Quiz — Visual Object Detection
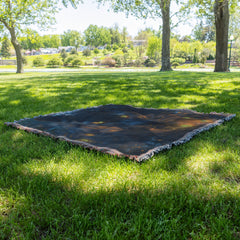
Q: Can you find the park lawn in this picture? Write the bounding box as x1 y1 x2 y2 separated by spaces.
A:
0 71 239 239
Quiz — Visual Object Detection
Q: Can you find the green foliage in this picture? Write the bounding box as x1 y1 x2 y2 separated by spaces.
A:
22 56 28 65
103 49 108 55
0 1 60 32
0 37 11 59
146 36 161 63
109 24 121 45
71 57 83 67
135 28 154 42
112 55 123 67
82 49 91 57
64 55 76 66
61 30 83 49
114 49 124 55
64 55 83 67
229 5 240 41
70 48 78 55
0 72 240 239
193 21 215 42
193 49 199 64
123 53 131 66
84 25 111 47
94 58 101 66
121 27 128 44
93 48 100 54
170 58 186 65
133 58 144 67
19 29 42 51
171 39 216 62
122 47 128 53
144 58 156 67
40 34 61 48
112 43 119 51
60 49 68 60
106 44 112 51
171 62 180 68
47 57 63 68
33 56 45 67
102 57 116 67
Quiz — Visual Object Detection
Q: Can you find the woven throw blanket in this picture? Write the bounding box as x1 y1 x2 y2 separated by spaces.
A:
5 104 235 162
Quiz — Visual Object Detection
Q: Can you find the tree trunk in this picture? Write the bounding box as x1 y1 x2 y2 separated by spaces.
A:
9 27 24 73
214 0 229 72
160 0 172 71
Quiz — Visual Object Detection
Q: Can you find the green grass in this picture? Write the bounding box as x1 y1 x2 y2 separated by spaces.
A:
0 71 239 239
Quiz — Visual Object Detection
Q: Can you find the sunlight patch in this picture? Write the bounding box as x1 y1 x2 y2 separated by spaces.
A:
5 104 235 162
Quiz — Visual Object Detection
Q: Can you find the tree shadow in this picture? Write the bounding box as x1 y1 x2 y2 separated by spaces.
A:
1 145 240 239
0 71 240 239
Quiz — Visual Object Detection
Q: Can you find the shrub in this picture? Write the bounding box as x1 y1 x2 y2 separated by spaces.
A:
144 58 156 67
94 48 99 54
82 49 91 57
70 48 78 55
114 49 124 55
171 62 180 68
123 53 130 67
47 57 62 68
102 57 116 67
133 58 143 67
106 45 112 51
33 56 45 67
170 58 185 65
64 56 75 66
129 43 134 50
200 56 207 64
122 47 128 53
112 55 123 67
112 44 119 51
60 49 68 60
103 49 108 55
71 57 83 67
22 56 28 65
64 56 83 67
94 58 101 66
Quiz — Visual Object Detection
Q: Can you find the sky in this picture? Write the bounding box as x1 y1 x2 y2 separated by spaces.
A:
40 1 195 37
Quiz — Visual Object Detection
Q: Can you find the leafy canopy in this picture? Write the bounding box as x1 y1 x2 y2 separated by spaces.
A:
0 0 60 31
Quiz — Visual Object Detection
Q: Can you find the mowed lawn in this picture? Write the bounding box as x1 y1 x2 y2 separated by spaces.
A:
0 71 239 239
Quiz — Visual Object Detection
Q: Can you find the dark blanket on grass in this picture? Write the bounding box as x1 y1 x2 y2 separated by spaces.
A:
5 104 235 162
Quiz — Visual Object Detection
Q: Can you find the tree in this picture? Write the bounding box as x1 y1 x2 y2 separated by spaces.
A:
146 36 162 63
1 36 11 59
84 25 111 47
109 24 121 45
20 29 42 51
121 27 129 44
0 0 82 73
41 34 61 48
229 5 240 40
214 0 229 71
61 30 83 49
96 0 177 71
188 0 239 72
159 0 172 71
134 28 154 44
193 21 215 42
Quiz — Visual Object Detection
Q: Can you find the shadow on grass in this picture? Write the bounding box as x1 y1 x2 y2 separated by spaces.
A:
0 71 240 239
1 139 240 239
1 71 239 170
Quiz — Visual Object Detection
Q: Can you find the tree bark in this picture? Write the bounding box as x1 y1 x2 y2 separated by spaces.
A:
9 27 24 73
214 0 229 72
160 0 172 71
